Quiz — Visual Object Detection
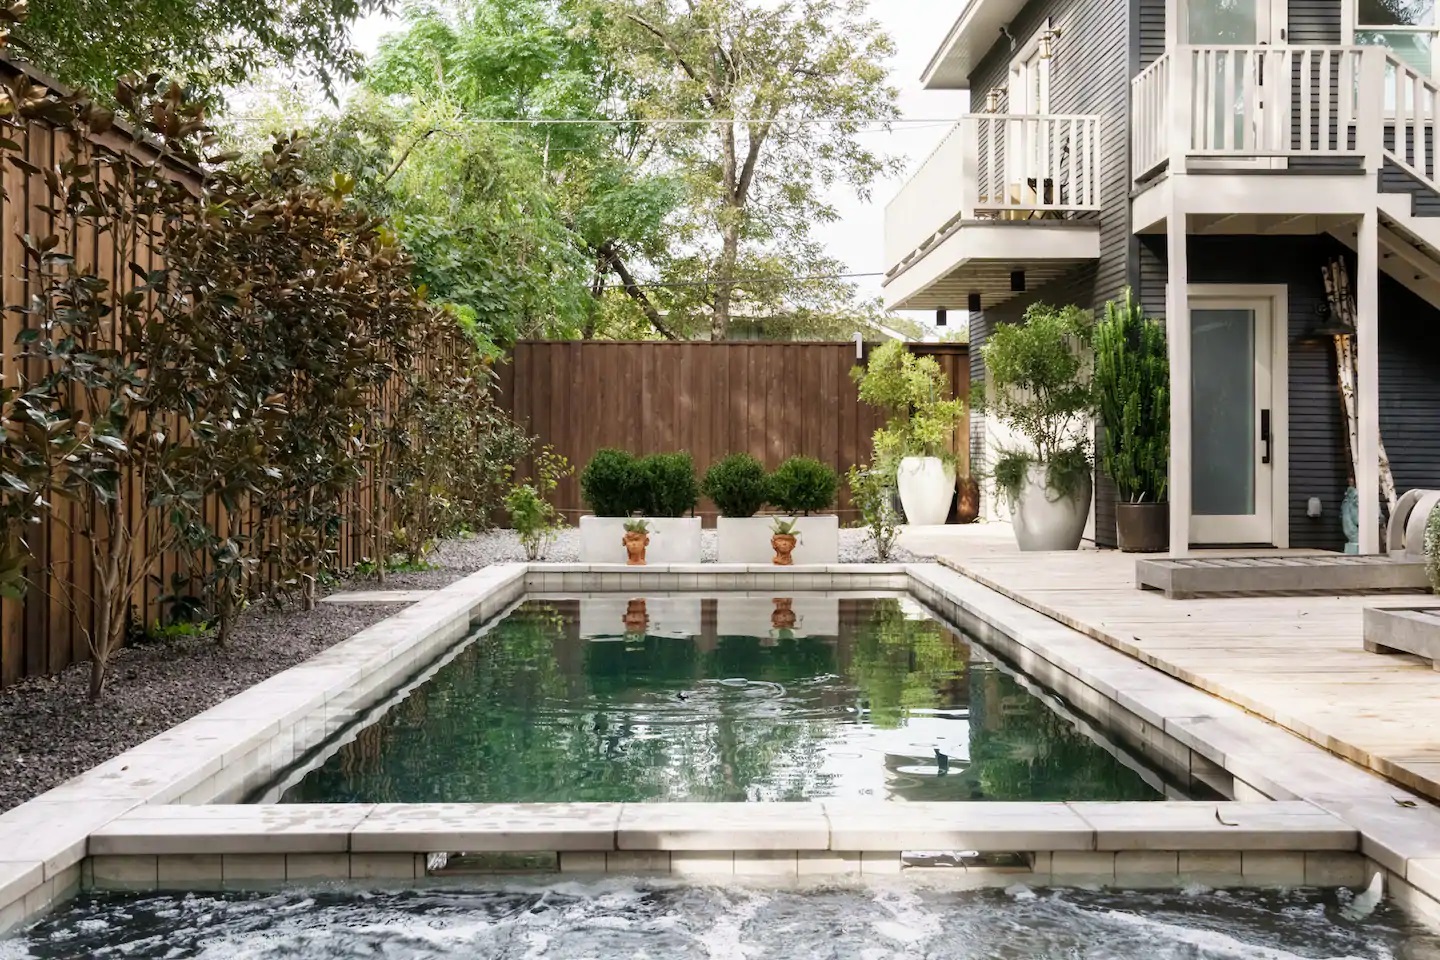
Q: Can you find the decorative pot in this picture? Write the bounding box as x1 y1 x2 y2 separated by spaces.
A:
771 597 797 630
622 531 649 565
1115 502 1169 553
897 456 956 527
771 533 798 566
956 476 981 524
622 598 650 635
1010 463 1092 551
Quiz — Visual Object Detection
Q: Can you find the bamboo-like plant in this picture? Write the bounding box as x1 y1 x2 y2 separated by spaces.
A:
851 341 966 479
1094 289 1170 504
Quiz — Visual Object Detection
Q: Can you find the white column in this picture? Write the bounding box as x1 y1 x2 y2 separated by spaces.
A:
1167 206 1191 555
1356 210 1381 554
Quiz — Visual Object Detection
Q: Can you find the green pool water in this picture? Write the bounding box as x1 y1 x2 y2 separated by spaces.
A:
272 596 1163 804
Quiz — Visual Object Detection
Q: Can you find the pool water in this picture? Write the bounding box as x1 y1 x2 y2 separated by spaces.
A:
3 883 1429 959
271 596 1162 804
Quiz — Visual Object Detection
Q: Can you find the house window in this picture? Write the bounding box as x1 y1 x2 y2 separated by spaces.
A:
1008 27 1051 115
1355 0 1439 78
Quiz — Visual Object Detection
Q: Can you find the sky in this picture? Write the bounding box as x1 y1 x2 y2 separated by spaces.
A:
345 1 971 329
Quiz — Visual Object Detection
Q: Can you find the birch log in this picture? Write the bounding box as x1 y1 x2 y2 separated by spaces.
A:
1323 259 1398 512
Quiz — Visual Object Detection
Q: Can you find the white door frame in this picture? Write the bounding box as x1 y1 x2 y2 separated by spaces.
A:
1185 283 1290 547
1169 0 1287 47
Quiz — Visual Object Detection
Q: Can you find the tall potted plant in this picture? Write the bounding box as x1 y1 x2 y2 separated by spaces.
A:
983 302 1096 551
852 341 966 527
1095 289 1170 552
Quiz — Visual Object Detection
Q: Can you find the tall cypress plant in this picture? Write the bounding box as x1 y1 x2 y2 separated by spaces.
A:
1095 290 1170 505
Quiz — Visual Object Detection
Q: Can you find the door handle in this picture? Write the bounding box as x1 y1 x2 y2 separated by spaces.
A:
1260 408 1272 465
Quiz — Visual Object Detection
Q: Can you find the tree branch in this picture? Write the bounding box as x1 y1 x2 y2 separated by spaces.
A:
600 244 680 341
381 127 442 185
626 13 718 110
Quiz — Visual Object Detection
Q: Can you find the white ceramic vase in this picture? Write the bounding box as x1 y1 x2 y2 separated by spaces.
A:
1010 462 1092 551
896 456 955 527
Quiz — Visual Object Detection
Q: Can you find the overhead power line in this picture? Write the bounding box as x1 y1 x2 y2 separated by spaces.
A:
623 271 884 289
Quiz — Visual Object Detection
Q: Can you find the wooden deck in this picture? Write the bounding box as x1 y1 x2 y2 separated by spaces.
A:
901 524 1440 803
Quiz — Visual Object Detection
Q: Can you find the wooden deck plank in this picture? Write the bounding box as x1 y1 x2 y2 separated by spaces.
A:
902 525 1440 803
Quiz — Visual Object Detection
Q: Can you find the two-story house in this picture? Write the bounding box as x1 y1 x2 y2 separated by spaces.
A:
884 0 1440 553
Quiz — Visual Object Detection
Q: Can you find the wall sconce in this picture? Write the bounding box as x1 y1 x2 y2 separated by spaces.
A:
936 308 947 328
985 89 1001 112
967 292 982 313
1039 26 1061 59
1011 270 1026 292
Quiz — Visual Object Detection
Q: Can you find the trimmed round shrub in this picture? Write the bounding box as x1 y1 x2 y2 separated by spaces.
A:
767 456 839 516
701 453 769 518
640 452 698 518
580 448 646 517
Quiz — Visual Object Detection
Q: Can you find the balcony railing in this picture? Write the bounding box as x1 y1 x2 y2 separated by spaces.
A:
1130 44 1436 185
885 113 1102 272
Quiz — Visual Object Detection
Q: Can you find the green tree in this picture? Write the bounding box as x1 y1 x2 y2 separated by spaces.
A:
11 0 386 102
585 0 901 340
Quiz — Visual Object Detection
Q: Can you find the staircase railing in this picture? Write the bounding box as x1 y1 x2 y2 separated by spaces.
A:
1382 54 1440 189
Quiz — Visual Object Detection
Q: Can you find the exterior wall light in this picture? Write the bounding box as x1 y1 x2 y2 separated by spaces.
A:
1040 27 1061 60
985 89 1001 112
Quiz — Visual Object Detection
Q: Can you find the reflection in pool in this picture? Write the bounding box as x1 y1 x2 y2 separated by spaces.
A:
3 883 1427 960
270 596 1163 804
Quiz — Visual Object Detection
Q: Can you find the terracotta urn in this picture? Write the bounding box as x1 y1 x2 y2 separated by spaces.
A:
956 475 981 524
771 597 797 630
622 531 649 565
622 598 650 635
771 533 797 566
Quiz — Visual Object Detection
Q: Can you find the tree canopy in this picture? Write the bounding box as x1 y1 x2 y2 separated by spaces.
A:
9 0 388 101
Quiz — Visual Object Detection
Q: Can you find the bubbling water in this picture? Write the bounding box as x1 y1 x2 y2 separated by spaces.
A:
2 880 1433 960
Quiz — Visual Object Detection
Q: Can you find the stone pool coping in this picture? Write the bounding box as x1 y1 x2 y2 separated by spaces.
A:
2 561 1440 931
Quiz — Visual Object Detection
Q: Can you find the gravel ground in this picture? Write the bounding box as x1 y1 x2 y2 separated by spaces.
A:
0 526 923 813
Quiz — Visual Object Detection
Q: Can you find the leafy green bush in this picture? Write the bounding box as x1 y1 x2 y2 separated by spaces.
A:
581 449 646 517
505 448 571 560
701 453 769 518
768 457 838 515
1427 504 1440 595
851 340 966 478
847 464 901 561
641 452 699 518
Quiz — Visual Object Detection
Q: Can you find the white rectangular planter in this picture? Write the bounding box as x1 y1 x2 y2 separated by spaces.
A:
579 516 703 564
714 596 841 638
715 515 840 565
579 597 703 640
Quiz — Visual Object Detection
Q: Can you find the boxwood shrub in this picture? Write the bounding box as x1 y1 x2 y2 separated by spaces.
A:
701 453 770 518
640 452 698 518
580 448 647 517
767 456 838 516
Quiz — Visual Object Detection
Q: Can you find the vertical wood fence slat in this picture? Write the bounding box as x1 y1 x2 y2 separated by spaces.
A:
497 341 970 524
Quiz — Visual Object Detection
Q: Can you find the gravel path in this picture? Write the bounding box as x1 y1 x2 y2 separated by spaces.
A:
0 526 924 813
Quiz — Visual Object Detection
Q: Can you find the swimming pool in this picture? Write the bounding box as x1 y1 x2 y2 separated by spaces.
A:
266 596 1165 805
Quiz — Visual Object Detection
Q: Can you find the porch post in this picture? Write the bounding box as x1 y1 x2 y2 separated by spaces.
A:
1166 206 1191 555
1356 210 1381 554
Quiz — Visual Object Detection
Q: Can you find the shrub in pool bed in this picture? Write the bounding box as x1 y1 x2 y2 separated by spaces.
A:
580 449 647 517
768 457 839 516
641 452 699 517
701 453 770 518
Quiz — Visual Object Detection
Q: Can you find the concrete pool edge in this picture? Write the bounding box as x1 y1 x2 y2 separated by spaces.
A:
1 561 1439 931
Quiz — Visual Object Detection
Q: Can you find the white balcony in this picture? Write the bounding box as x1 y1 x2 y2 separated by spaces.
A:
882 113 1103 311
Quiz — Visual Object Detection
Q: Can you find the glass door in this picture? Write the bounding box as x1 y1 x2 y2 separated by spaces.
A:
1189 299 1276 545
1182 0 1284 157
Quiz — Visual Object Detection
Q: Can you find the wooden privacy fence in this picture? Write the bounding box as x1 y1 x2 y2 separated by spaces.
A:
495 341 970 522
0 57 472 688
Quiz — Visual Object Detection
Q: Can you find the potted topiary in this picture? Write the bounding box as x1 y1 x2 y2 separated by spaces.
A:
853 341 966 527
578 449 702 562
762 455 841 563
706 452 774 562
983 302 1096 551
1095 289 1170 552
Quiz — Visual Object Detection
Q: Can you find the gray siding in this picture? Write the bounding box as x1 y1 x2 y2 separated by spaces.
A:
1138 234 1440 549
968 0 1132 544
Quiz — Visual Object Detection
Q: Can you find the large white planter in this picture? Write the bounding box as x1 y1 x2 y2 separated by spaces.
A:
579 516 703 564
1010 462 1093 551
715 515 840 564
896 456 955 526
